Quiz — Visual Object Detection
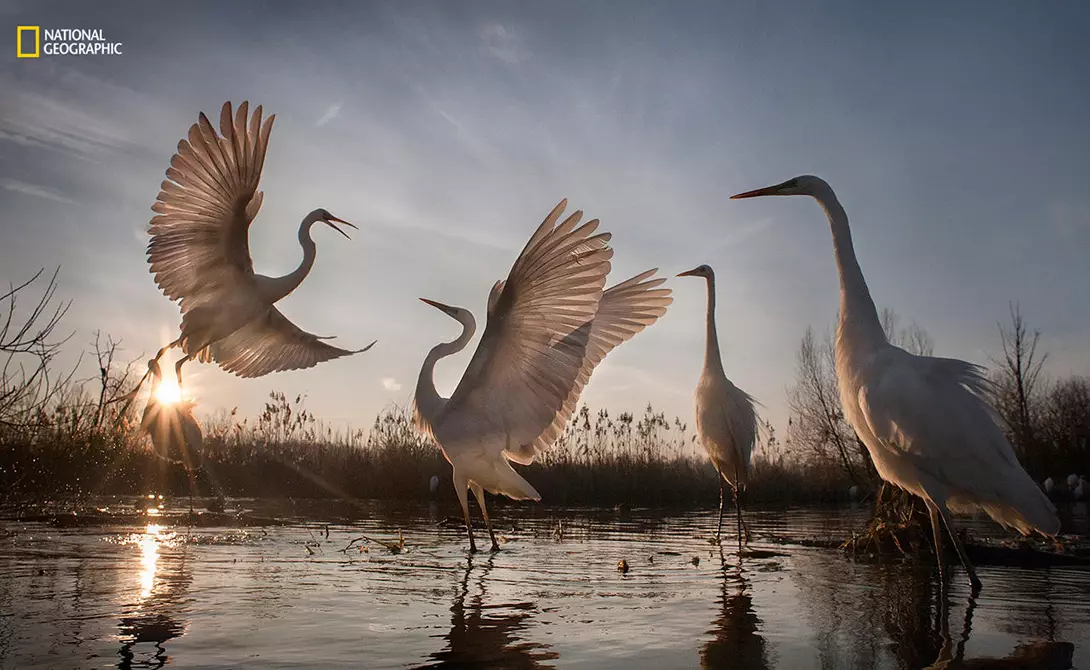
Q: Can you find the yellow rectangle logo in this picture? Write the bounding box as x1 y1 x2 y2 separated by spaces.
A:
17 26 40 58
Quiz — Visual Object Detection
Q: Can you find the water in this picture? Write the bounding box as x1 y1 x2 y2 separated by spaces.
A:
1 499 1087 669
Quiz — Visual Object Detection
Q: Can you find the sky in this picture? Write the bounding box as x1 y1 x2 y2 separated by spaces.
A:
2 0 1089 438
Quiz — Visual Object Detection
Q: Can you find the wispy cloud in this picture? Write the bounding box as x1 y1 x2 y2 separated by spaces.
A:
316 102 343 128
0 178 78 205
479 22 526 65
382 377 403 392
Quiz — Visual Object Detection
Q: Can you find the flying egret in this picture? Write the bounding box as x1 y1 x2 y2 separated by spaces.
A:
146 100 373 386
139 359 204 511
677 264 759 548
414 199 672 552
731 175 1059 590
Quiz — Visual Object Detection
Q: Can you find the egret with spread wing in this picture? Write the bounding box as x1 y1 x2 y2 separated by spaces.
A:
414 200 672 552
147 100 373 385
731 175 1059 590
677 264 759 549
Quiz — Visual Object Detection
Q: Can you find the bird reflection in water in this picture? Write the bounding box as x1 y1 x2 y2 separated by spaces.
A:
117 523 192 669
421 553 558 668
700 547 769 670
924 592 1074 670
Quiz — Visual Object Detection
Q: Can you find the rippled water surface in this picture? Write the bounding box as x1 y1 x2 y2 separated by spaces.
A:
1 499 1088 669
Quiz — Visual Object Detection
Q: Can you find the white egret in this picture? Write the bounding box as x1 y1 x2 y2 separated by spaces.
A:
677 264 758 548
147 101 373 385
1067 473 1079 488
1043 477 1054 494
139 359 204 510
414 199 672 552
731 175 1059 590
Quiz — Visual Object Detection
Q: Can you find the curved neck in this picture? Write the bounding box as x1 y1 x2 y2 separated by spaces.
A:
260 213 321 303
812 184 885 350
415 312 477 423
702 275 724 374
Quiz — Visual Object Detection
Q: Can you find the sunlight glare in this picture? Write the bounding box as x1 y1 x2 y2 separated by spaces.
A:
154 375 183 405
138 524 163 599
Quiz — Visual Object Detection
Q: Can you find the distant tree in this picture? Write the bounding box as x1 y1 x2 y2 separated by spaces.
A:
989 303 1047 472
1038 376 1090 478
0 268 76 429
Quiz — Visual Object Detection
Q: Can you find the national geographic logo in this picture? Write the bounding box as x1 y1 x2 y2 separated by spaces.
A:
17 27 123 58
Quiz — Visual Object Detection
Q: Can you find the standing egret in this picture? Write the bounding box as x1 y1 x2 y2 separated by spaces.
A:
677 265 759 548
1067 473 1079 488
140 359 204 511
1043 477 1054 495
731 175 1059 590
147 101 373 386
414 200 672 552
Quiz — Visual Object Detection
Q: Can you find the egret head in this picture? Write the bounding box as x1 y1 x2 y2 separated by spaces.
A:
311 208 358 239
730 175 828 199
677 264 714 280
419 297 471 324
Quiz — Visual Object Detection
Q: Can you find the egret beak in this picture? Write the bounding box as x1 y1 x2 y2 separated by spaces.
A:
730 181 791 199
323 214 357 239
677 267 703 278
419 297 458 318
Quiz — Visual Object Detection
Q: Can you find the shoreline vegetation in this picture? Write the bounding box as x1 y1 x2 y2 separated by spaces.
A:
1 269 1087 533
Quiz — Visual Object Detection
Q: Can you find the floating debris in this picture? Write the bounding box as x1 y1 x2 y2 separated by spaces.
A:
617 559 629 573
691 556 700 566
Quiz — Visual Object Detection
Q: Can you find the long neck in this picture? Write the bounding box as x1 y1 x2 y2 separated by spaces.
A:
260 215 320 303
702 275 725 374
415 313 477 424
812 184 886 351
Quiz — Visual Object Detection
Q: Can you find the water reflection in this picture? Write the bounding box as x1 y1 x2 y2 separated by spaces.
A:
925 594 1074 669
117 524 192 669
701 549 769 670
421 554 558 668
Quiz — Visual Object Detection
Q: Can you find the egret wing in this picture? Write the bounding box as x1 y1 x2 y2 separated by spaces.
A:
444 199 614 451
857 347 1057 534
208 306 373 378
147 101 274 312
506 269 673 464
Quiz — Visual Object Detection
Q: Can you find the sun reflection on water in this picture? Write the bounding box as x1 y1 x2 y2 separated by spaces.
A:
138 524 163 600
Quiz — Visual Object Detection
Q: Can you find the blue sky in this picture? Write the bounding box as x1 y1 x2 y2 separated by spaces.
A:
2 0 1088 438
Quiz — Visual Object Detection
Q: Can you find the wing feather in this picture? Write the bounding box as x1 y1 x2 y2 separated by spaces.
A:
505 269 673 464
147 101 274 306
857 347 1058 534
208 306 374 378
443 200 613 453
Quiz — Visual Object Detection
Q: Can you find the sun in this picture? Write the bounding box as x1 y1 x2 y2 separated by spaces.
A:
154 375 183 405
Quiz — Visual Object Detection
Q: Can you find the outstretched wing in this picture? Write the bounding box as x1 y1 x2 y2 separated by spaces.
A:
505 269 673 464
147 101 274 313
443 199 614 451
208 306 374 378
857 347 1058 535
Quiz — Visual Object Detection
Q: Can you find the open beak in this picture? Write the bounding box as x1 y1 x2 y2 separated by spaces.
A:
677 267 702 278
730 182 787 199
324 214 358 239
419 297 457 317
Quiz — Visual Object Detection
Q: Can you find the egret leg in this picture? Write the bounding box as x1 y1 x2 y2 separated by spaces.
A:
454 475 477 553
155 337 182 364
936 505 982 593
470 483 500 552
735 485 752 546
715 478 726 544
927 500 949 587
174 354 192 387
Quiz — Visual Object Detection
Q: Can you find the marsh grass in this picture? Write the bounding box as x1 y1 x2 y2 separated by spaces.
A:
0 386 853 507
